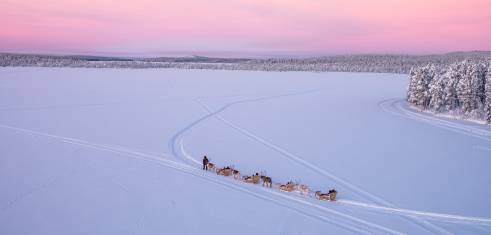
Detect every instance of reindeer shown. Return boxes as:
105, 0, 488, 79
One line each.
243, 173, 261, 184
261, 175, 272, 187
206, 162, 216, 171
232, 169, 240, 179
279, 181, 295, 192
259, 171, 272, 187
228, 165, 240, 179
297, 184, 309, 195
216, 166, 232, 176
327, 189, 337, 201
315, 191, 331, 200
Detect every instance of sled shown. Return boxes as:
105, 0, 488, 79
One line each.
297, 184, 309, 195
279, 183, 295, 192
243, 175, 261, 184
217, 168, 232, 176
315, 190, 337, 201
315, 191, 330, 200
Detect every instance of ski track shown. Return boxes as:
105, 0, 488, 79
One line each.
167, 89, 408, 234
168, 88, 324, 165
2, 94, 490, 234
177, 132, 405, 234
0, 124, 396, 235
378, 99, 491, 143
338, 200, 491, 227
191, 97, 451, 235
3, 122, 491, 233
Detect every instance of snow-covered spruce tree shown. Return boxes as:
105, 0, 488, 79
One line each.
441, 62, 463, 112
455, 61, 471, 116
407, 67, 421, 105
428, 68, 447, 112
407, 64, 435, 109
485, 64, 491, 124
455, 61, 487, 118
470, 62, 487, 118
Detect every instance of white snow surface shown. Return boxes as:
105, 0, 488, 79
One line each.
1, 67, 491, 235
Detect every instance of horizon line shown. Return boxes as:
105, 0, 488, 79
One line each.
2, 50, 491, 59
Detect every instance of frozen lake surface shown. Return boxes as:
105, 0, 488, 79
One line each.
1, 67, 491, 234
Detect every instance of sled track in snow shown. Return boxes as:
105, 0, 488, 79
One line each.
193, 99, 452, 235
3, 122, 491, 233
3, 95, 491, 233
338, 200, 491, 227
168, 89, 324, 165
168, 88, 491, 234
0, 124, 401, 235
378, 99, 491, 143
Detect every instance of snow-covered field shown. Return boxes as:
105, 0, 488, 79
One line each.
1, 67, 491, 235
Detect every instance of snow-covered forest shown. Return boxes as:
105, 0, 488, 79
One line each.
1, 51, 490, 74
407, 60, 491, 123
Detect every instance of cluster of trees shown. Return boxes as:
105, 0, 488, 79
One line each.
407, 60, 491, 123
2, 52, 491, 74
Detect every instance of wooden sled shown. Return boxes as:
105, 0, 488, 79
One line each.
243, 175, 261, 184
279, 182, 295, 192
315, 190, 337, 201
216, 168, 232, 176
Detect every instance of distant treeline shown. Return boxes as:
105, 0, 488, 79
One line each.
1, 52, 490, 74
407, 60, 491, 123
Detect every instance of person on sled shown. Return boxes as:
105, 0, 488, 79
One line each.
203, 156, 209, 170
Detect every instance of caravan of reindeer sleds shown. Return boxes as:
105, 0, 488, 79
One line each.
202, 155, 337, 201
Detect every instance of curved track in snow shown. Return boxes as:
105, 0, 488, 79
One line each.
190, 99, 450, 235
3, 116, 491, 235
167, 89, 491, 234
338, 200, 491, 226
378, 99, 491, 143
0, 124, 401, 235
3, 95, 491, 234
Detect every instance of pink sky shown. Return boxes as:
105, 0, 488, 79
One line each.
1, 0, 490, 57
